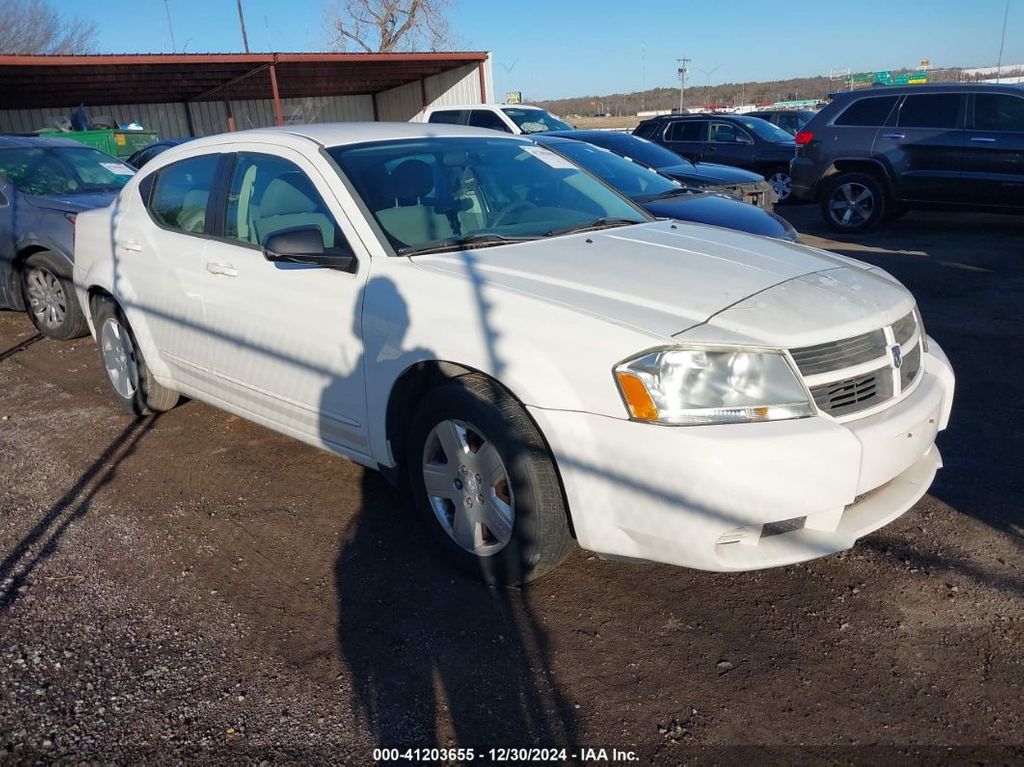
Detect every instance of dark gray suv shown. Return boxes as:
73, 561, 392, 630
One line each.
790, 84, 1024, 232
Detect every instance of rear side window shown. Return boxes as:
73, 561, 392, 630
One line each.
834, 96, 900, 127
666, 121, 704, 141
468, 109, 512, 132
897, 94, 962, 129
427, 110, 467, 125
973, 93, 1024, 131
147, 154, 220, 234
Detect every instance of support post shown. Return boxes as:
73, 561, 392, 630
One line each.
477, 61, 487, 102
269, 62, 284, 126
224, 99, 236, 132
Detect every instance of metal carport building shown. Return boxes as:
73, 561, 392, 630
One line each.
0, 51, 493, 137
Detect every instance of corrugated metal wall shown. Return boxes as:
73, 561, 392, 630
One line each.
0, 57, 493, 137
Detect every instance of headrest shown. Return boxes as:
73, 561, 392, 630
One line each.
390, 159, 434, 200
261, 173, 318, 216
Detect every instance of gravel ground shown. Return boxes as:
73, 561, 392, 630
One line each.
1, 207, 1022, 765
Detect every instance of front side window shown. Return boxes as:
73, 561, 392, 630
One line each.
666, 121, 704, 142
709, 122, 747, 143
973, 93, 1024, 132
500, 108, 572, 134
834, 96, 900, 127
224, 153, 343, 249
147, 154, 219, 234
329, 137, 647, 254
427, 110, 467, 125
0, 146, 134, 196
897, 94, 962, 129
468, 109, 512, 132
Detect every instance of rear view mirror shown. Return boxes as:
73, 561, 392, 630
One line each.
262, 226, 355, 271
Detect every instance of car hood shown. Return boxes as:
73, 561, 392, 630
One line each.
660, 162, 763, 185
25, 191, 119, 214
412, 221, 867, 339
642, 194, 794, 240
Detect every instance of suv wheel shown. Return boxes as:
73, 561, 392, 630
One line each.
821, 172, 888, 233
21, 252, 88, 340
406, 373, 573, 586
765, 167, 793, 204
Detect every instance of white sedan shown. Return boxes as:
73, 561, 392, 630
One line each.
73, 123, 954, 584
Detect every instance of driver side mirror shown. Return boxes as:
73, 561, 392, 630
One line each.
262, 226, 355, 271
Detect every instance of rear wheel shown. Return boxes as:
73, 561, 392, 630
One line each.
21, 252, 88, 340
821, 172, 889, 233
91, 297, 179, 416
406, 374, 573, 586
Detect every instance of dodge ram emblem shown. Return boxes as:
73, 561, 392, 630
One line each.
891, 345, 903, 369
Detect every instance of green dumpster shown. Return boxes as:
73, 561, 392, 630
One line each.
37, 129, 159, 159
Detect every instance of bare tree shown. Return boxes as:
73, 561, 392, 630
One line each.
0, 0, 98, 55
326, 0, 453, 52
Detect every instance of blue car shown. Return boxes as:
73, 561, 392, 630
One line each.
533, 135, 798, 242
0, 135, 134, 339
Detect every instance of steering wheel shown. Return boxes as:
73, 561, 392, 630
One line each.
492, 200, 538, 228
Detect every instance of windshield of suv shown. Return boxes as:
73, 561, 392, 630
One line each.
732, 116, 794, 144
0, 146, 134, 196
539, 140, 685, 201
585, 132, 696, 170
329, 137, 648, 254
500, 108, 572, 134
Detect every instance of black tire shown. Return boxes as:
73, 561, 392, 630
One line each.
764, 166, 794, 205
820, 171, 889, 233
20, 252, 88, 340
406, 373, 573, 586
91, 296, 179, 416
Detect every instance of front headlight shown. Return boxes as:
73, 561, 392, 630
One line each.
614, 346, 815, 425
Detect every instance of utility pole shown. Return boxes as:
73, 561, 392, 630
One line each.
162, 0, 177, 52
677, 57, 690, 113
996, 0, 1010, 83
236, 0, 251, 53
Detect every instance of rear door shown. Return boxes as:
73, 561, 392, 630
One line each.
963, 91, 1024, 207
660, 119, 706, 161
874, 92, 965, 202
703, 121, 758, 168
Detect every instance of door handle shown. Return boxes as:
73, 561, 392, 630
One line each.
882, 133, 905, 140
118, 240, 142, 252
970, 137, 996, 143
206, 262, 238, 277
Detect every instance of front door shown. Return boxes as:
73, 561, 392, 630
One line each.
963, 91, 1024, 207
703, 121, 758, 168
0, 179, 14, 308
200, 149, 372, 457
875, 92, 965, 203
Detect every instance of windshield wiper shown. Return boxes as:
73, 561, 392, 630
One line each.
398, 232, 538, 256
636, 187, 700, 202
543, 217, 644, 238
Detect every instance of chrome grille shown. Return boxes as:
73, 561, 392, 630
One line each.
791, 330, 888, 376
810, 368, 893, 417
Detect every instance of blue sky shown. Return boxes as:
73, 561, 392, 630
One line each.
51, 0, 1022, 100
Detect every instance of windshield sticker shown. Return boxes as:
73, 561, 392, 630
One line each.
101, 162, 135, 176
520, 145, 577, 169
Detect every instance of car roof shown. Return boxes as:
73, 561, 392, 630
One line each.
0, 134, 88, 149
179, 121, 528, 151
828, 82, 1024, 99
425, 104, 545, 111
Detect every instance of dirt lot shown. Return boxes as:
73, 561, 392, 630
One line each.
1, 207, 1023, 764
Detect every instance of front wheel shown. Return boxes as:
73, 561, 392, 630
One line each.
406, 374, 573, 586
821, 172, 889, 233
765, 167, 793, 204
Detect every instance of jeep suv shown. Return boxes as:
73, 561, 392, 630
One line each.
790, 84, 1024, 232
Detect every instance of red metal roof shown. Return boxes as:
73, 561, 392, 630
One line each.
0, 52, 489, 109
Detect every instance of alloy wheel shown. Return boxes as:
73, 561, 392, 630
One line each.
767, 171, 792, 202
25, 267, 67, 330
421, 418, 515, 556
100, 317, 140, 400
828, 182, 875, 228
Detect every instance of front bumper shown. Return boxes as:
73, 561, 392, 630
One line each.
530, 340, 954, 572
719, 180, 777, 210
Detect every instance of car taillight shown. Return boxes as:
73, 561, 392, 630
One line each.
794, 130, 814, 146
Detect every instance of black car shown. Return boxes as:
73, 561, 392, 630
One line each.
542, 129, 776, 209
533, 135, 798, 242
127, 137, 190, 169
634, 114, 798, 202
0, 135, 134, 338
790, 84, 1024, 232
745, 109, 816, 136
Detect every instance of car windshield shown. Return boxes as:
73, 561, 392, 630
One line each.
0, 146, 134, 195
732, 117, 794, 143
500, 107, 572, 134
540, 140, 684, 201
585, 132, 696, 170
328, 137, 648, 254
